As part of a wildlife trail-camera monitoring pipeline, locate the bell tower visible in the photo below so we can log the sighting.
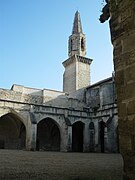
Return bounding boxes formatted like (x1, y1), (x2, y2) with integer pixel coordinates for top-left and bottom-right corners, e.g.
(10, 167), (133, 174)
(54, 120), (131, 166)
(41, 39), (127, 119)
(63, 11), (92, 95)
(68, 11), (86, 57)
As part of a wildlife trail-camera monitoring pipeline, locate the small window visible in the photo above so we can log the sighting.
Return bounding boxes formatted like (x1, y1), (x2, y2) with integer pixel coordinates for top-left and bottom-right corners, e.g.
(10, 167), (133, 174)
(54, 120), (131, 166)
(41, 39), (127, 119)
(81, 38), (84, 51)
(70, 39), (72, 51)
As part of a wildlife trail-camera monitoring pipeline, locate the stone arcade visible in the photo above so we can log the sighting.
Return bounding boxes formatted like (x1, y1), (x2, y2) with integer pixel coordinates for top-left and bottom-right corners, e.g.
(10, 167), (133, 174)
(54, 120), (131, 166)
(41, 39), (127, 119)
(0, 11), (118, 152)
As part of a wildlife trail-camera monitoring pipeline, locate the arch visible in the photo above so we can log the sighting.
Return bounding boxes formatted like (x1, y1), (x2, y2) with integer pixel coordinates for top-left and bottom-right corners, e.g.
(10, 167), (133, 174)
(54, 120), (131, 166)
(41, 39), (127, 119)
(0, 109), (28, 128)
(89, 122), (95, 152)
(37, 118), (61, 151)
(72, 121), (84, 152)
(0, 113), (26, 150)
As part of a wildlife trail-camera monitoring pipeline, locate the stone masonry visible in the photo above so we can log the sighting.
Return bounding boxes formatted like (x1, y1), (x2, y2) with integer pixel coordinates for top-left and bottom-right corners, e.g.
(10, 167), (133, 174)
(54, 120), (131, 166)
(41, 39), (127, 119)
(100, 0), (135, 179)
(109, 1), (135, 179)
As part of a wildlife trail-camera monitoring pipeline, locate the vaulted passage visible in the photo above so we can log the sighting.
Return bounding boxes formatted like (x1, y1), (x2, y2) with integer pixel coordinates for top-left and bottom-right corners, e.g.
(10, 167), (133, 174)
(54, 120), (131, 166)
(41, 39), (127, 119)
(37, 118), (60, 151)
(0, 113), (26, 149)
(72, 121), (84, 152)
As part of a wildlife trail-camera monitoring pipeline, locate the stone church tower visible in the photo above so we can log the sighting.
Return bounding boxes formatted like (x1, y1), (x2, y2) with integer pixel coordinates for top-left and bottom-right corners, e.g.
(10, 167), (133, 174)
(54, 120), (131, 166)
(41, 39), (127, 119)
(63, 11), (92, 94)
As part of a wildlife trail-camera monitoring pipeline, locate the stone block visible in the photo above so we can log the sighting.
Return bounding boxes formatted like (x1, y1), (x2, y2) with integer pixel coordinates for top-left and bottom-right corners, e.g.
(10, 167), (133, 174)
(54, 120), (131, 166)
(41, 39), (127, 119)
(115, 69), (125, 86)
(0, 101), (4, 107)
(119, 134), (132, 154)
(125, 65), (135, 84)
(118, 102), (127, 118)
(124, 82), (135, 100)
(127, 99), (135, 115)
(122, 32), (135, 53)
(4, 101), (14, 108)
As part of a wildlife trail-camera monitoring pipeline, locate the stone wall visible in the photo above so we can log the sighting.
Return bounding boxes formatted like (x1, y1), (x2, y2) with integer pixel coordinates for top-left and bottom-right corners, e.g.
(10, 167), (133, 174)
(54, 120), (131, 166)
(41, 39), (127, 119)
(76, 60), (90, 90)
(63, 58), (76, 94)
(108, 0), (135, 179)
(85, 77), (118, 152)
(0, 85), (87, 111)
(63, 55), (92, 94)
(85, 77), (116, 108)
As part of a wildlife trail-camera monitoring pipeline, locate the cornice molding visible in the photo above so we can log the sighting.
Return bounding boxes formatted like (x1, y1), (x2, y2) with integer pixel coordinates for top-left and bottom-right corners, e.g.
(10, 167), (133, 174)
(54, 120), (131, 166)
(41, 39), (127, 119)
(62, 55), (92, 67)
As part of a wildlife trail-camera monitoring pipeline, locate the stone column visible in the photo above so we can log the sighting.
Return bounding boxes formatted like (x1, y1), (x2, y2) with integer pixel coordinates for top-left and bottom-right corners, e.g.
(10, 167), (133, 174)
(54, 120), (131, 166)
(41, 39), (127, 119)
(30, 123), (37, 151)
(25, 132), (31, 151)
(83, 123), (90, 152)
(67, 126), (72, 152)
(25, 114), (33, 151)
(59, 120), (69, 152)
(104, 127), (108, 152)
(94, 121), (99, 152)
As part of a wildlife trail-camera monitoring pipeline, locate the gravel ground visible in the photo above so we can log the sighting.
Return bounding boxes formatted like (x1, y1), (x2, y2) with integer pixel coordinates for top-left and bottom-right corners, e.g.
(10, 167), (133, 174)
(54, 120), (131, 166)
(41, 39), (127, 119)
(0, 150), (123, 180)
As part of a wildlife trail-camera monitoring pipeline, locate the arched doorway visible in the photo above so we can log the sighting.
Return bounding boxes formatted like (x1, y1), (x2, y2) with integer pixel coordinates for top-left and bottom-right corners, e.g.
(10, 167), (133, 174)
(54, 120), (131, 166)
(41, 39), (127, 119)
(0, 113), (26, 149)
(89, 122), (95, 152)
(37, 118), (60, 151)
(72, 121), (84, 152)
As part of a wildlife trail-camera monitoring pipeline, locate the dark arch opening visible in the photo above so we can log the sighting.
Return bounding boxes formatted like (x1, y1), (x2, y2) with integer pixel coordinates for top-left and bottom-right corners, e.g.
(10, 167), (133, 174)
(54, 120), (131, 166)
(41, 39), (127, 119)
(0, 113), (26, 150)
(37, 118), (60, 151)
(72, 121), (84, 152)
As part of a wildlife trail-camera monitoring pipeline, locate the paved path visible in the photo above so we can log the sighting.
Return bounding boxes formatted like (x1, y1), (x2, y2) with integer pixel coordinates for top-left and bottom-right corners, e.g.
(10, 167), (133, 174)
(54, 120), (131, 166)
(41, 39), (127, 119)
(0, 150), (123, 180)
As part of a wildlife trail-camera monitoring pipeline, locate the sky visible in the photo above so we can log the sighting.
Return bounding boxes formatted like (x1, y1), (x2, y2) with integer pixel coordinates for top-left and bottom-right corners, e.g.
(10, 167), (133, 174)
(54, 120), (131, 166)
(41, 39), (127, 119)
(0, 0), (113, 91)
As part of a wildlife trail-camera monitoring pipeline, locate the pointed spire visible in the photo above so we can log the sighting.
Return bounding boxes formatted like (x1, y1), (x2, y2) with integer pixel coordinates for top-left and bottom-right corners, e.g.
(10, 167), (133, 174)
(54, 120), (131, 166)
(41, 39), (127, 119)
(72, 11), (83, 34)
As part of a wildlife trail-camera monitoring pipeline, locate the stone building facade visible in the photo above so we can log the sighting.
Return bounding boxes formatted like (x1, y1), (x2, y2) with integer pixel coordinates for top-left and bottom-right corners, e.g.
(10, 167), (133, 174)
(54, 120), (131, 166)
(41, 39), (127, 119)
(0, 11), (118, 153)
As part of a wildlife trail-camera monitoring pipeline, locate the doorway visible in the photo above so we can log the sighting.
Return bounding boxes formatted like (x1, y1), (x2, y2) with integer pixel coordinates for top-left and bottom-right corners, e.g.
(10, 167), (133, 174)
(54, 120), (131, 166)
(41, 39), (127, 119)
(72, 121), (84, 152)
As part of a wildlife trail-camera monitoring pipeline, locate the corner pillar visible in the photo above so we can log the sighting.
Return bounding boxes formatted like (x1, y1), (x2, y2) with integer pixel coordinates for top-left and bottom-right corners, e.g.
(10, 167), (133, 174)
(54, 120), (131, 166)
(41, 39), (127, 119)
(67, 126), (72, 152)
(83, 123), (89, 152)
(30, 123), (37, 151)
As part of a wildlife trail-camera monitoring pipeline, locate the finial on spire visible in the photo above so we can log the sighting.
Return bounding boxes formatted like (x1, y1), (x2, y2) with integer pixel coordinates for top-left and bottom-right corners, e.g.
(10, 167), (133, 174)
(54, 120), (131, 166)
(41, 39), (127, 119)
(72, 11), (83, 34)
